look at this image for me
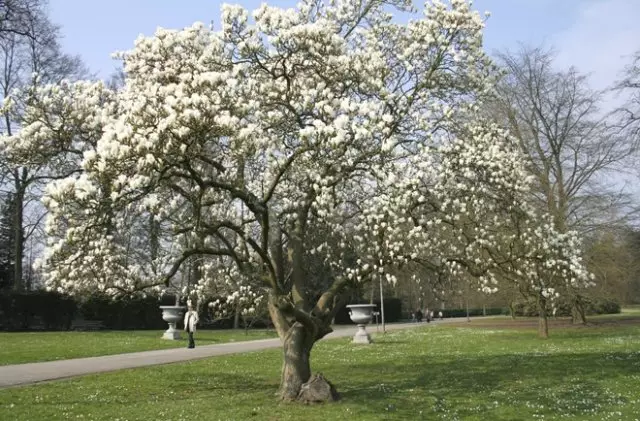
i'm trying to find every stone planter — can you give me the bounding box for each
[346,304,376,344]
[160,305,186,340]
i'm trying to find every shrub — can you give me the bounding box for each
[512,296,621,317]
[584,297,621,315]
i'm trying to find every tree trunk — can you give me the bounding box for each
[465,296,470,322]
[572,295,587,325]
[537,297,549,339]
[538,312,549,338]
[233,305,240,329]
[12,184,24,291]
[369,281,375,304]
[279,322,315,401]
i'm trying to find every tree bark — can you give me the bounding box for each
[571,295,587,325]
[279,322,315,401]
[233,306,241,329]
[465,304,470,321]
[11,182,24,291]
[465,294,470,322]
[538,312,549,338]
[537,297,549,339]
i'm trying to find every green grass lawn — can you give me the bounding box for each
[622,305,640,315]
[0,329,277,365]
[1,321,639,420]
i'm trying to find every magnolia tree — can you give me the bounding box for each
[2,0,592,401]
[369,122,594,337]
[208,282,267,331]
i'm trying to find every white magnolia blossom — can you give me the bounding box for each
[209,284,265,318]
[1,0,590,322]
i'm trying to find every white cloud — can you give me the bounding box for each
[553,0,640,108]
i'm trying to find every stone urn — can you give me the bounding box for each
[346,304,377,344]
[160,305,186,340]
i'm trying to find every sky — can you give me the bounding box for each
[47,0,640,108]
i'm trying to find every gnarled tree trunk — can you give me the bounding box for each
[279,322,315,401]
[268,291,336,401]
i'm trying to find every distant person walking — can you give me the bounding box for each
[438,311,443,320]
[184,301,199,349]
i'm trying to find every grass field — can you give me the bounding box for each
[0,317,639,420]
[0,329,277,365]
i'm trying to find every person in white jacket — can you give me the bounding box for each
[184,301,199,349]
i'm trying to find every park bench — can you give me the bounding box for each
[70,319,105,331]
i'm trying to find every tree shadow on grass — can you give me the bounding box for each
[335,351,640,420]
[20,347,639,420]
[370,340,408,345]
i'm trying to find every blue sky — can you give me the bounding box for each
[49,0,639,100]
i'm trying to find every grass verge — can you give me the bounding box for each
[0,321,639,420]
[0,329,277,365]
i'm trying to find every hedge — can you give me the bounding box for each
[0,291,173,331]
[438,307,505,319]
[79,294,168,330]
[0,291,76,331]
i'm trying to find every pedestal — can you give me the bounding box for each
[353,324,372,344]
[162,322,181,340]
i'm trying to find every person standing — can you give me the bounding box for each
[184,301,199,349]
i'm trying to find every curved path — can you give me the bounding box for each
[0,321,452,389]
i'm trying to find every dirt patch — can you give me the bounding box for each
[445,316,640,330]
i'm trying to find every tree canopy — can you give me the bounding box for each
[0,0,592,400]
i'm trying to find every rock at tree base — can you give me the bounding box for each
[297,373,340,403]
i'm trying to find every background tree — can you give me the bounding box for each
[0,0,41,40]
[584,228,640,304]
[0,191,17,288]
[615,49,640,148]
[489,46,634,322]
[0,0,88,290]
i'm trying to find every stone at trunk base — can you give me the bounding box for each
[297,373,340,404]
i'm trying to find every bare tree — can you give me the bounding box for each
[489,45,635,322]
[614,49,640,147]
[0,0,43,41]
[0,0,88,290]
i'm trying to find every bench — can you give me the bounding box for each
[70,320,105,331]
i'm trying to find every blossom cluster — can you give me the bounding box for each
[209,285,265,318]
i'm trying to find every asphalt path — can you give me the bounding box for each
[0,320,456,389]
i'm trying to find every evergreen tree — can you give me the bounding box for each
[0,193,17,289]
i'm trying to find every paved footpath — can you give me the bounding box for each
[0,320,457,389]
